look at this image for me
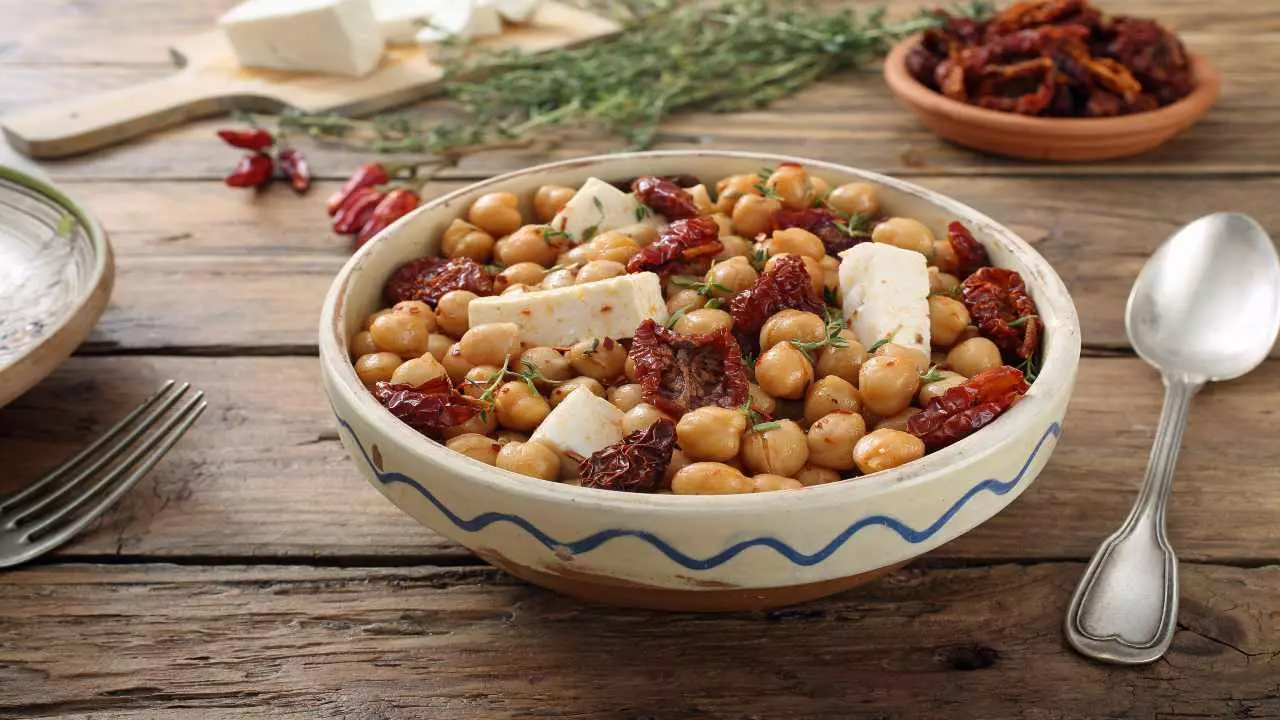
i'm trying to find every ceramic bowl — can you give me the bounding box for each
[883,37,1222,162]
[319,151,1082,611]
[0,167,113,408]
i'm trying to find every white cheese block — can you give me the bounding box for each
[530,387,625,462]
[480,0,540,22]
[550,177,663,243]
[467,272,668,347]
[219,0,385,77]
[838,242,931,357]
[425,0,502,39]
[374,0,448,43]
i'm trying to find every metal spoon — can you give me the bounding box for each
[1065,212,1280,665]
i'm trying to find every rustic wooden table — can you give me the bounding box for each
[2,0,1278,717]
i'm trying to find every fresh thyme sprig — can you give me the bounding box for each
[671,274,731,299]
[790,310,849,356]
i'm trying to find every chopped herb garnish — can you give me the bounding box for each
[579,224,600,242]
[591,196,605,213]
[705,297,723,310]
[790,313,849,355]
[585,337,601,355]
[867,335,894,353]
[1007,314,1038,328]
[835,211,875,238]
[823,285,840,306]
[749,246,769,271]
[755,167,774,182]
[753,181,780,200]
[671,274,730,299]
[634,204,651,222]
[919,365,946,384]
[752,420,782,432]
[664,306,687,329]
[540,226,572,244]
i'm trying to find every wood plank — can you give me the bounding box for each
[2,354,1279,563]
[62,177,1280,354]
[0,562,1276,717]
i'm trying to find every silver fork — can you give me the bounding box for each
[0,380,206,568]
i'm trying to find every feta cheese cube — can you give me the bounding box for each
[374,0,448,44]
[550,177,662,243]
[838,242,931,357]
[480,0,540,23]
[219,0,385,77]
[467,272,668,348]
[424,0,502,39]
[530,387,625,462]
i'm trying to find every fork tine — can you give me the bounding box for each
[2,382,190,524]
[21,392,206,541]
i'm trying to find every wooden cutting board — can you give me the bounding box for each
[1,2,619,159]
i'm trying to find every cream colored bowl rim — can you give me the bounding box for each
[319,150,1081,513]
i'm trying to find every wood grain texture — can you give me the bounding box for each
[0,562,1276,718]
[2,355,1278,563]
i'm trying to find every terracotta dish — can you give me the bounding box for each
[883,36,1221,162]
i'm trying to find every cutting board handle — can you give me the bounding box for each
[2,73,260,160]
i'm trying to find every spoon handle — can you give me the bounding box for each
[1065,375,1199,664]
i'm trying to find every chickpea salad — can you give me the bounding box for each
[349,164,1044,495]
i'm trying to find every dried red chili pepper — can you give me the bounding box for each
[333,187,385,234]
[962,267,1041,360]
[632,175,699,219]
[947,221,991,278]
[629,320,749,416]
[385,257,493,306]
[355,188,421,249]
[626,216,723,276]
[773,207,871,257]
[373,377,477,440]
[277,148,312,195]
[907,366,1029,450]
[217,128,274,151]
[727,254,826,338]
[327,162,391,216]
[223,153,274,189]
[579,419,677,493]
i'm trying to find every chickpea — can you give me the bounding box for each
[461,364,502,399]
[662,448,692,489]
[502,284,530,296]
[932,239,960,275]
[708,213,734,238]
[796,464,841,487]
[468,192,523,237]
[576,259,627,285]
[853,429,926,474]
[754,342,814,400]
[459,322,521,367]
[391,300,437,331]
[390,354,448,387]
[426,333,453,362]
[494,381,551,431]
[607,383,645,413]
[764,253,824,295]
[549,376,606,407]
[810,176,829,198]
[542,266,578,290]
[495,431,529,445]
[435,290,477,337]
[764,227,825,260]
[567,337,627,383]
[929,295,971,347]
[766,164,818,210]
[928,267,961,296]
[686,184,715,215]
[803,375,861,425]
[826,182,878,217]
[614,223,659,247]
[563,244,596,264]
[442,410,497,440]
[495,262,547,293]
[350,330,378,357]
[666,288,707,315]
[872,217,935,258]
[715,234,752,260]
[354,352,402,388]
[759,309,825,351]
[447,433,501,466]
[752,474,804,492]
[677,406,748,462]
[589,232,641,265]
[442,343,474,384]
[715,174,760,215]
[496,440,560,481]
[947,337,1002,378]
[675,308,734,335]
[622,403,671,435]
[859,355,920,417]
[519,346,572,391]
[369,311,431,358]
[747,383,778,416]
[361,308,392,330]
[919,370,967,405]
[495,224,560,268]
[441,219,496,262]
[731,194,781,239]
[741,419,809,477]
[705,257,758,296]
[875,342,931,373]
[533,185,575,223]
[874,408,923,433]
[807,411,866,470]
[671,462,753,495]
[623,356,638,383]
[815,330,866,386]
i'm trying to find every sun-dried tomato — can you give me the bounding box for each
[629,320,749,416]
[632,175,699,220]
[385,257,493,306]
[947,221,991,278]
[609,174,701,192]
[727,254,826,338]
[907,366,1029,450]
[773,207,871,257]
[962,267,1041,360]
[579,419,677,493]
[626,216,723,277]
[373,377,477,440]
